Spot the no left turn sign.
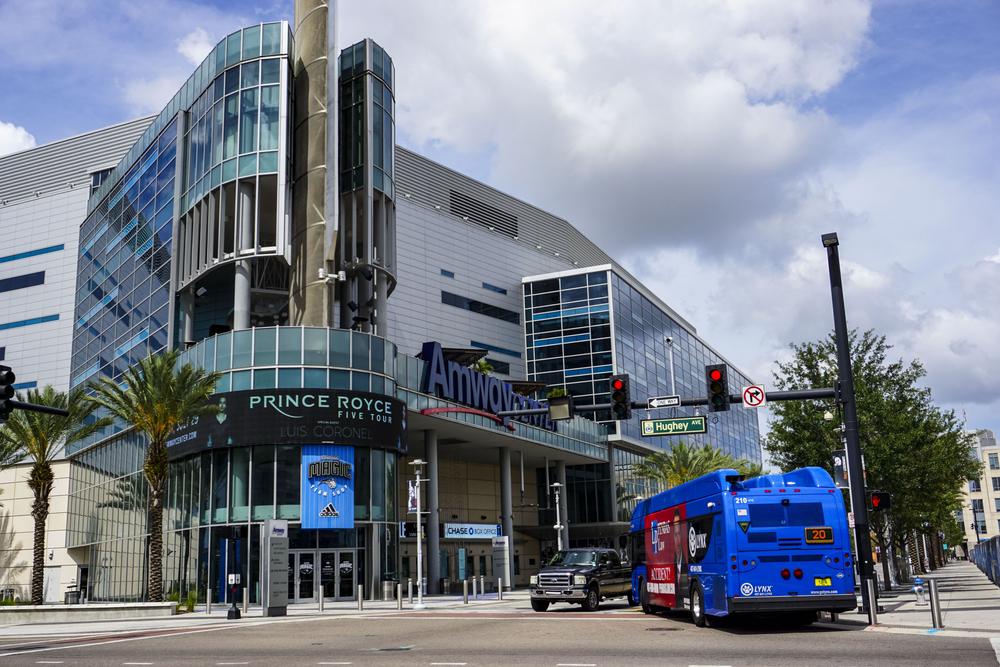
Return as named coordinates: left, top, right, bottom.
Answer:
left=742, top=385, right=766, bottom=408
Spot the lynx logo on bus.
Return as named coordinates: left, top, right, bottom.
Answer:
left=739, top=582, right=774, bottom=597
left=301, top=445, right=354, bottom=529
left=420, top=341, right=555, bottom=431
left=687, top=515, right=714, bottom=563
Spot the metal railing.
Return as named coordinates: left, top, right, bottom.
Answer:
left=970, top=535, right=1000, bottom=587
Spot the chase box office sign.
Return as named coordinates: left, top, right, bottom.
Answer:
left=167, top=389, right=407, bottom=456
left=301, top=445, right=355, bottom=529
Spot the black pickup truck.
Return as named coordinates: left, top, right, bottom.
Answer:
left=529, top=548, right=635, bottom=612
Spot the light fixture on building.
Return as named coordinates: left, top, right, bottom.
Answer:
left=547, top=394, right=575, bottom=421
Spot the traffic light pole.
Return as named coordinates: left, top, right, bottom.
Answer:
left=823, top=232, right=874, bottom=615
left=8, top=400, right=70, bottom=417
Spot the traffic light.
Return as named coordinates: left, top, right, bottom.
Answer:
left=0, top=365, right=15, bottom=421
left=610, top=374, right=632, bottom=420
left=868, top=491, right=891, bottom=511
left=705, top=364, right=729, bottom=412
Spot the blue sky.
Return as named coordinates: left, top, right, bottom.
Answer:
left=2, top=0, right=999, bottom=439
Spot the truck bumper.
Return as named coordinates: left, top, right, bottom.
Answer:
left=531, top=588, right=587, bottom=601
left=729, top=593, right=856, bottom=613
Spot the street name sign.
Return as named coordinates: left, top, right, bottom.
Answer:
left=647, top=395, right=681, bottom=409
left=742, top=385, right=766, bottom=408
left=640, top=416, right=707, bottom=436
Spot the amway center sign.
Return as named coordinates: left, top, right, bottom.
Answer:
left=167, top=389, right=407, bottom=456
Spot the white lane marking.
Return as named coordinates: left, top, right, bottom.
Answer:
left=430, top=663, right=468, bottom=666
left=216, top=664, right=250, bottom=666
left=991, top=638, right=1000, bottom=666
left=123, top=663, right=154, bottom=665
left=317, top=663, right=353, bottom=665
left=35, top=662, right=64, bottom=665
left=557, top=664, right=596, bottom=666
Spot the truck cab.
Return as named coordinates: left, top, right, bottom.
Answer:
left=530, top=548, right=634, bottom=612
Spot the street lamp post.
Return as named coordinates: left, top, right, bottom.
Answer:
left=551, top=482, right=564, bottom=551
left=409, top=459, right=426, bottom=610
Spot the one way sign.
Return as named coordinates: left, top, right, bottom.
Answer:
left=741, top=385, right=766, bottom=408
left=647, top=395, right=681, bottom=409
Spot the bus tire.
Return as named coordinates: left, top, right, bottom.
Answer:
left=530, top=599, right=550, bottom=612
left=639, top=579, right=653, bottom=614
left=582, top=584, right=600, bottom=612
left=691, top=583, right=707, bottom=628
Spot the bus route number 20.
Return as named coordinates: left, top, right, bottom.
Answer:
left=805, top=526, right=834, bottom=544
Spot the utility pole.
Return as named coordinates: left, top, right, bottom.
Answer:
left=409, top=459, right=426, bottom=610
left=551, top=482, right=564, bottom=551
left=822, top=232, right=875, bottom=615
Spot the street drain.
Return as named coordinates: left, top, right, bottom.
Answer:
left=646, top=627, right=681, bottom=631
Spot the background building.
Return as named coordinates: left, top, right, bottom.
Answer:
left=961, top=429, right=1000, bottom=548
left=0, top=8, right=761, bottom=605
left=0, top=119, right=150, bottom=393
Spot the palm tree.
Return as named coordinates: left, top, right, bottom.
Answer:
left=88, top=350, right=221, bottom=602
left=633, top=442, right=740, bottom=489
left=0, top=387, right=110, bottom=604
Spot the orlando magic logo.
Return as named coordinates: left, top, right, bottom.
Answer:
left=308, top=457, right=352, bottom=519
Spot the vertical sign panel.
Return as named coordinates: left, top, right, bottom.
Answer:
left=301, top=444, right=355, bottom=529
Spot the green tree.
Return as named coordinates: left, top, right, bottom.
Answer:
left=471, top=358, right=494, bottom=374
left=88, top=351, right=221, bottom=602
left=765, top=329, right=980, bottom=583
left=634, top=441, right=753, bottom=488
left=0, top=387, right=110, bottom=604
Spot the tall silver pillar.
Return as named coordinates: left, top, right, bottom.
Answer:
left=557, top=460, right=570, bottom=548
left=233, top=183, right=253, bottom=330
left=500, top=447, right=514, bottom=588
left=180, top=289, right=195, bottom=345
left=426, top=430, right=441, bottom=595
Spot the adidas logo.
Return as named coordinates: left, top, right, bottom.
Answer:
left=319, top=503, right=339, bottom=518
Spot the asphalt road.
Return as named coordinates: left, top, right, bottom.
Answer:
left=1, top=604, right=998, bottom=666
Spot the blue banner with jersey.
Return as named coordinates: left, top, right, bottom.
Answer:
left=301, top=444, right=355, bottom=529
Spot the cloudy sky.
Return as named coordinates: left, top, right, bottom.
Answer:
left=1, top=1, right=998, bottom=438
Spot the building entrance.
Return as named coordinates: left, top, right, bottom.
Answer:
left=288, top=550, right=356, bottom=602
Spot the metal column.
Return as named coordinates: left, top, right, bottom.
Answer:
left=500, top=446, right=514, bottom=589
left=556, top=460, right=569, bottom=547
left=426, top=430, right=441, bottom=594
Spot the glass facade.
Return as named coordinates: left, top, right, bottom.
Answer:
left=523, top=268, right=760, bottom=464
left=67, top=438, right=396, bottom=603
left=339, top=39, right=394, bottom=197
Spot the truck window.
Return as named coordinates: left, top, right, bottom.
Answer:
left=605, top=551, right=621, bottom=567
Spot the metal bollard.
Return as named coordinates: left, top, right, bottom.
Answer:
left=357, top=585, right=364, bottom=611
left=397, top=583, right=403, bottom=610
left=319, top=590, right=324, bottom=612
left=928, top=579, right=944, bottom=628
left=243, top=587, right=249, bottom=616
left=408, top=578, right=413, bottom=604
left=206, top=590, right=212, bottom=615
left=472, top=576, right=478, bottom=599
left=479, top=575, right=485, bottom=596
left=463, top=579, right=469, bottom=604
left=865, top=577, right=878, bottom=625
left=498, top=578, right=503, bottom=601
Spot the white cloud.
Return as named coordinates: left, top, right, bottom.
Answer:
left=122, top=76, right=186, bottom=116
left=0, top=120, right=36, bottom=156
left=177, top=28, right=214, bottom=66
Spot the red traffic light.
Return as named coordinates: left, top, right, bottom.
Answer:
left=872, top=496, right=881, bottom=508
left=611, top=378, right=624, bottom=391
left=709, top=368, right=722, bottom=382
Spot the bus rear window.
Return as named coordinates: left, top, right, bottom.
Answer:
left=748, top=502, right=824, bottom=527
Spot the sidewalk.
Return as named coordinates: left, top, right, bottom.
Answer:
left=0, top=590, right=529, bottom=637
left=840, top=561, right=1000, bottom=633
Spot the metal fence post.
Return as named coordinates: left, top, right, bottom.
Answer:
left=865, top=577, right=878, bottom=625
left=463, top=579, right=469, bottom=604
left=928, top=579, right=943, bottom=628
left=357, top=584, right=364, bottom=611
left=397, top=583, right=403, bottom=610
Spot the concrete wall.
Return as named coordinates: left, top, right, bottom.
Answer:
left=0, top=460, right=79, bottom=603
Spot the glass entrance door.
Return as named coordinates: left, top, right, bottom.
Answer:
left=318, top=550, right=356, bottom=601
left=289, top=551, right=316, bottom=603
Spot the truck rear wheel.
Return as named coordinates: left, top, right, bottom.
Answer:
left=530, top=599, right=550, bottom=612
left=581, top=585, right=600, bottom=612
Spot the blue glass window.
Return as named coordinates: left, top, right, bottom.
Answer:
left=481, top=282, right=507, bottom=295
left=0, top=271, right=44, bottom=293
left=440, top=269, right=455, bottom=278
left=441, top=291, right=519, bottom=324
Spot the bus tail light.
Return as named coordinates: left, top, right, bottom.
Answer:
left=780, top=569, right=790, bottom=580
left=793, top=568, right=803, bottom=579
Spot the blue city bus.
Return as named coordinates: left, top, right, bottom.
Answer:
left=629, top=467, right=856, bottom=626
